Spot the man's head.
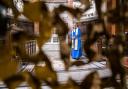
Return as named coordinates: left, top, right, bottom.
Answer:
left=74, top=23, right=80, bottom=29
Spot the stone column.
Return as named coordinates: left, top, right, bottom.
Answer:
left=34, top=22, right=39, bottom=35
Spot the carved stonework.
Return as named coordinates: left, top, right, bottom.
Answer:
left=13, top=0, right=24, bottom=13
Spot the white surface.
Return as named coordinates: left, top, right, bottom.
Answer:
left=0, top=41, right=112, bottom=88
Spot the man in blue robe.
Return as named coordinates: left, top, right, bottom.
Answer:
left=70, top=25, right=82, bottom=60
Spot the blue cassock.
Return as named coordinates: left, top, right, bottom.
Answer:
left=70, top=27, right=82, bottom=59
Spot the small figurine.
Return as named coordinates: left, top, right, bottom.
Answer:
left=70, top=24, right=82, bottom=60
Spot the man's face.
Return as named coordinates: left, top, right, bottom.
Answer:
left=74, top=24, right=78, bottom=29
